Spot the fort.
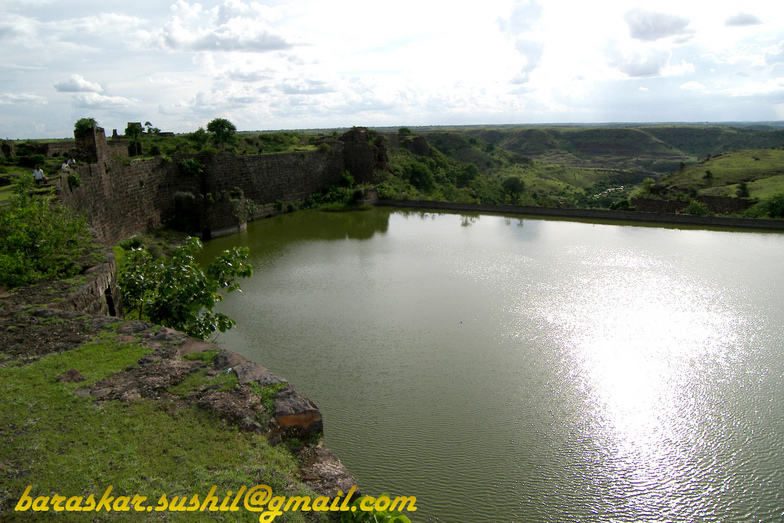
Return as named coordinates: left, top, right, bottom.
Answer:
left=56, top=126, right=386, bottom=245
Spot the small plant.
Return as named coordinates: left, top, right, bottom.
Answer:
left=73, top=117, right=98, bottom=138
left=684, top=200, right=709, bottom=216
left=182, top=348, right=220, bottom=363
left=704, top=170, right=713, bottom=180
left=118, top=236, right=143, bottom=250
left=179, top=158, right=205, bottom=176
left=340, top=170, right=356, bottom=188
left=67, top=172, right=81, bottom=189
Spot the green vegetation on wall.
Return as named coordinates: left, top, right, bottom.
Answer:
left=0, top=177, right=97, bottom=287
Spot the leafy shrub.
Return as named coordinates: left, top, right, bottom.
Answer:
left=0, top=181, right=94, bottom=287
left=764, top=193, right=784, bottom=218
left=179, top=158, right=204, bottom=176
left=118, top=237, right=252, bottom=339
left=73, top=117, right=98, bottom=138
left=118, top=236, right=143, bottom=250
left=67, top=172, right=81, bottom=189
left=684, top=200, right=709, bottom=216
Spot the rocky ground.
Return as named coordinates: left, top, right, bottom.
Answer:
left=0, top=278, right=358, bottom=509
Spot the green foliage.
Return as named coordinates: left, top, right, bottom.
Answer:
left=763, top=193, right=784, bottom=218
left=73, top=117, right=98, bottom=137
left=206, top=117, right=237, bottom=146
left=182, top=348, right=221, bottom=363
left=639, top=178, right=656, bottom=194
left=340, top=170, right=356, bottom=188
left=179, top=157, right=205, bottom=176
left=318, top=142, right=331, bottom=154
left=737, top=181, right=750, bottom=197
left=187, top=127, right=210, bottom=150
left=684, top=200, right=709, bottom=216
left=0, top=182, right=95, bottom=287
left=502, top=176, right=526, bottom=201
left=67, top=172, right=81, bottom=189
left=124, top=122, right=142, bottom=141
left=118, top=237, right=252, bottom=339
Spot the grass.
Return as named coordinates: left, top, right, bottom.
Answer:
left=661, top=149, right=784, bottom=198
left=0, top=334, right=321, bottom=522
left=0, top=184, right=13, bottom=202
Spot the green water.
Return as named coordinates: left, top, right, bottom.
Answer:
left=198, top=208, right=784, bottom=522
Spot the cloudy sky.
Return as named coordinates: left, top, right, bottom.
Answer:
left=1, top=0, right=782, bottom=138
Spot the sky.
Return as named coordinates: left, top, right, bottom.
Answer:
left=1, top=0, right=783, bottom=138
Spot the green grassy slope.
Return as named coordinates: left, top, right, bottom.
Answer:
left=659, top=149, right=784, bottom=198
left=461, top=125, right=784, bottom=174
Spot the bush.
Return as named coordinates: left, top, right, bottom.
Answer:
left=684, top=200, right=709, bottom=216
left=764, top=193, right=784, bottom=218
left=179, top=158, right=204, bottom=176
left=118, top=237, right=252, bottom=339
left=67, top=172, right=81, bottom=189
left=0, top=181, right=94, bottom=287
left=74, top=117, right=98, bottom=138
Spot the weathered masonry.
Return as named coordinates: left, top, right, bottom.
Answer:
left=57, top=127, right=386, bottom=245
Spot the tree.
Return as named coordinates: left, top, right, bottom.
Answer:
left=143, top=121, right=160, bottom=135
left=188, top=127, right=210, bottom=150
left=502, top=176, right=526, bottom=203
left=124, top=122, right=142, bottom=142
left=74, top=117, right=99, bottom=137
left=206, top=118, right=237, bottom=147
left=118, top=238, right=252, bottom=339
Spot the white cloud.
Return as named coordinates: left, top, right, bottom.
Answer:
left=725, top=13, right=762, bottom=27
left=54, top=74, right=102, bottom=93
left=681, top=81, right=707, bottom=90
left=498, top=0, right=543, bottom=35
left=2, top=0, right=784, bottom=137
left=74, top=93, right=137, bottom=109
left=0, top=92, right=47, bottom=105
left=149, top=0, right=292, bottom=53
left=624, top=8, right=693, bottom=42
left=724, top=78, right=784, bottom=96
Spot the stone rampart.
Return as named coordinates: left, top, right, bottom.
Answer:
left=631, top=196, right=756, bottom=215
left=378, top=199, right=784, bottom=231
left=57, top=129, right=383, bottom=245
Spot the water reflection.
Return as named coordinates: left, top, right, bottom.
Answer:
left=530, top=246, right=754, bottom=520
left=200, top=210, right=784, bottom=523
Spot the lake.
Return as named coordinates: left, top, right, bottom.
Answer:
left=198, top=208, right=784, bottom=522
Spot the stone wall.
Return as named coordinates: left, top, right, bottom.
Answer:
left=631, top=196, right=756, bottom=214
left=57, top=128, right=384, bottom=246
left=50, top=249, right=120, bottom=317
left=0, top=141, right=13, bottom=158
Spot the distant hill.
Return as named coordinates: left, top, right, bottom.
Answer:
left=447, top=125, right=784, bottom=174
left=384, top=126, right=784, bottom=215
left=657, top=149, right=784, bottom=200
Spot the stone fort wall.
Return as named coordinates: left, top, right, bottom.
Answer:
left=57, top=129, right=382, bottom=245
